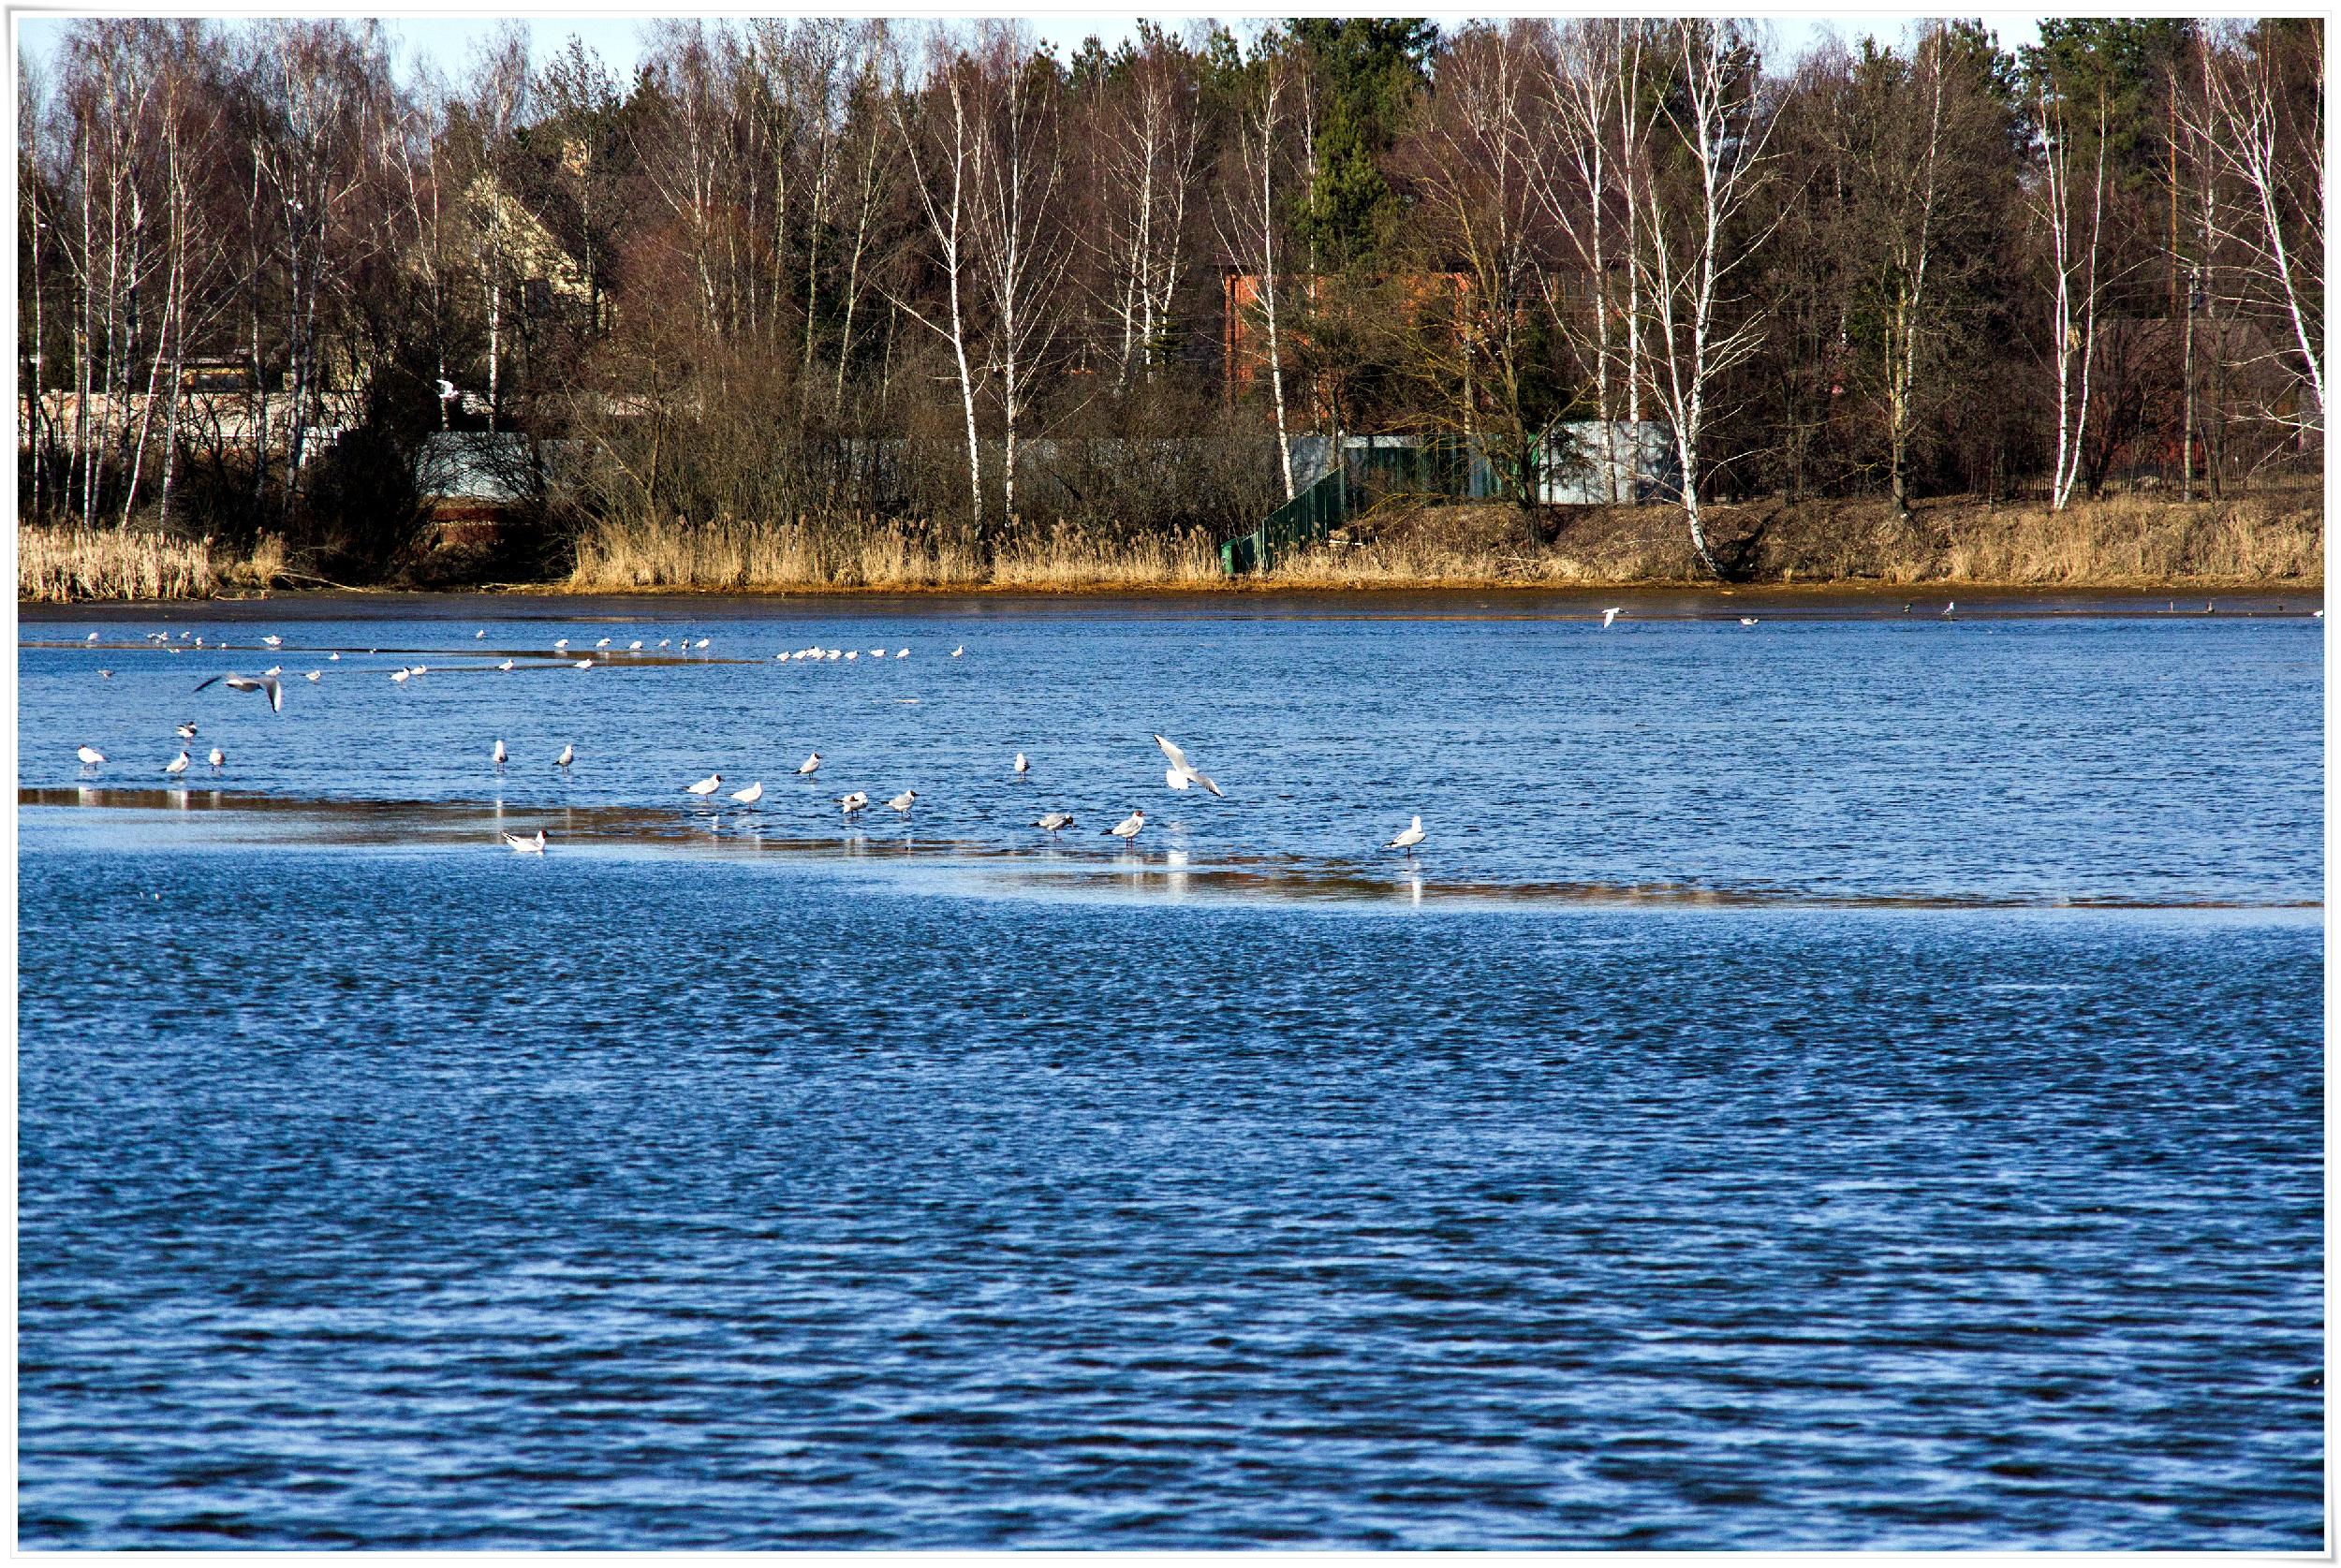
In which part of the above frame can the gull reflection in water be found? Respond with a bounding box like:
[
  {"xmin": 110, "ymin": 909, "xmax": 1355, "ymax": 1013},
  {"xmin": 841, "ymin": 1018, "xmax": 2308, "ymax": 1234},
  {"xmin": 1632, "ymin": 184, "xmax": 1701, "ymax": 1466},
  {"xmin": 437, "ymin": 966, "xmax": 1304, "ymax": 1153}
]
[{"xmin": 1163, "ymin": 848, "xmax": 1191, "ymax": 900}]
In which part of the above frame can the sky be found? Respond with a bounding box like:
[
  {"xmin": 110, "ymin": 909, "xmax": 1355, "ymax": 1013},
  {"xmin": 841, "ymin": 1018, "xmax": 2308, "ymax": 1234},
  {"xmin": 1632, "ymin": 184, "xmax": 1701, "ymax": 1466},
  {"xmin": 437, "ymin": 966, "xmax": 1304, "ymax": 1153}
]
[{"xmin": 14, "ymin": 11, "xmax": 2047, "ymax": 88}]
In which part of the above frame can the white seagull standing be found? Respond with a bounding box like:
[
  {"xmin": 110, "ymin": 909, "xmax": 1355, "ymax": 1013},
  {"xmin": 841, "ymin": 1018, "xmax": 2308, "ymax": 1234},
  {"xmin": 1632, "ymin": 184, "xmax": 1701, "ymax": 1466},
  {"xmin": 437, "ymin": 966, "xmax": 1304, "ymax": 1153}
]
[
  {"xmin": 164, "ymin": 750, "xmax": 190, "ymax": 777},
  {"xmin": 1385, "ymin": 815, "xmax": 1425, "ymax": 855},
  {"xmin": 729, "ymin": 781, "xmax": 764, "ymax": 805},
  {"xmin": 305, "ymin": 670, "xmax": 323, "ymax": 681},
  {"xmin": 193, "ymin": 672, "xmax": 284, "ymax": 712},
  {"xmin": 260, "ymin": 635, "xmax": 283, "ymax": 649},
  {"xmin": 502, "ymin": 828, "xmax": 547, "ymax": 854},
  {"xmin": 1107, "ymin": 809, "xmax": 1146, "ymax": 842},
  {"xmin": 76, "ymin": 744, "xmax": 105, "ymax": 767},
  {"xmin": 208, "ymin": 746, "xmax": 226, "ymax": 769},
  {"xmin": 685, "ymin": 773, "xmax": 724, "ymax": 797},
  {"xmin": 887, "ymin": 789, "xmax": 918, "ymax": 814},
  {"xmin": 838, "ymin": 790, "xmax": 869, "ymax": 814},
  {"xmin": 554, "ymin": 743, "xmax": 574, "ymax": 769},
  {"xmin": 390, "ymin": 667, "xmax": 410, "ymax": 683},
  {"xmin": 497, "ymin": 659, "xmax": 515, "ymax": 672},
  {"xmin": 797, "ymin": 752, "xmax": 822, "ymax": 776},
  {"xmin": 1014, "ymin": 752, "xmax": 1029, "ymax": 775},
  {"xmin": 1155, "ymin": 734, "xmax": 1224, "ymax": 797},
  {"xmin": 493, "ymin": 739, "xmax": 508, "ymax": 767}
]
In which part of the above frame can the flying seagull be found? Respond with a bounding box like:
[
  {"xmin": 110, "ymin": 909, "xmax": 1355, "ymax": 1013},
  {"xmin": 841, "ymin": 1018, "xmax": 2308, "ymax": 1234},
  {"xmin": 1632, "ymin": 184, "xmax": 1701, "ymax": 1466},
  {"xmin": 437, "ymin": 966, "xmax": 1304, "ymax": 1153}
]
[
  {"xmin": 1155, "ymin": 734, "xmax": 1224, "ymax": 797},
  {"xmin": 1602, "ymin": 607, "xmax": 1622, "ymax": 629},
  {"xmin": 193, "ymin": 672, "xmax": 283, "ymax": 712}
]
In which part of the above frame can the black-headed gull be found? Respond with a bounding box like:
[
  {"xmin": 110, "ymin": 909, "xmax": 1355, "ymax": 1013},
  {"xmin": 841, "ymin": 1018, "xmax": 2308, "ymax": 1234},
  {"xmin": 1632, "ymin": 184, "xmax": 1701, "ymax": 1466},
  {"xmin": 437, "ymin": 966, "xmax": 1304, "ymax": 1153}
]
[
  {"xmin": 797, "ymin": 752, "xmax": 821, "ymax": 776},
  {"xmin": 502, "ymin": 828, "xmax": 547, "ymax": 854},
  {"xmin": 260, "ymin": 635, "xmax": 283, "ymax": 648},
  {"xmin": 1107, "ymin": 809, "xmax": 1145, "ymax": 841},
  {"xmin": 1014, "ymin": 752, "xmax": 1029, "ymax": 774},
  {"xmin": 1155, "ymin": 734, "xmax": 1223, "ymax": 797},
  {"xmin": 887, "ymin": 790, "xmax": 917, "ymax": 814},
  {"xmin": 493, "ymin": 739, "xmax": 508, "ymax": 767},
  {"xmin": 729, "ymin": 781, "xmax": 763, "ymax": 805},
  {"xmin": 164, "ymin": 750, "xmax": 190, "ymax": 776},
  {"xmin": 1385, "ymin": 815, "xmax": 1425, "ymax": 854},
  {"xmin": 838, "ymin": 790, "xmax": 868, "ymax": 814},
  {"xmin": 175, "ymin": 722, "xmax": 199, "ymax": 740},
  {"xmin": 1034, "ymin": 811, "xmax": 1074, "ymax": 836},
  {"xmin": 208, "ymin": 746, "xmax": 226, "ymax": 769},
  {"xmin": 685, "ymin": 773, "xmax": 723, "ymax": 797},
  {"xmin": 194, "ymin": 672, "xmax": 283, "ymax": 712},
  {"xmin": 554, "ymin": 743, "xmax": 574, "ymax": 769},
  {"xmin": 75, "ymin": 744, "xmax": 104, "ymax": 767}
]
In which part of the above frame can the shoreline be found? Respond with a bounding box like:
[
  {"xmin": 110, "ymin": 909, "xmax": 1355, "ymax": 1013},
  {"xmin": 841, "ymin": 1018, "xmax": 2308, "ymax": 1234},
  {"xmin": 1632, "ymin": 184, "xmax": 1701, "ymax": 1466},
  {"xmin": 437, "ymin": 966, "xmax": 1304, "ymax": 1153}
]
[{"xmin": 19, "ymin": 580, "xmax": 2325, "ymax": 622}]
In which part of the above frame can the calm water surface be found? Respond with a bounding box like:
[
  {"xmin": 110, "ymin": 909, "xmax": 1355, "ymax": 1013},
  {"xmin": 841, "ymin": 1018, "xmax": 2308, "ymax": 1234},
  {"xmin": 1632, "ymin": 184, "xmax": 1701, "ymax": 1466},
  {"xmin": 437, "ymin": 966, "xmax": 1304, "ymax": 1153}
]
[{"xmin": 18, "ymin": 598, "xmax": 2324, "ymax": 1546}]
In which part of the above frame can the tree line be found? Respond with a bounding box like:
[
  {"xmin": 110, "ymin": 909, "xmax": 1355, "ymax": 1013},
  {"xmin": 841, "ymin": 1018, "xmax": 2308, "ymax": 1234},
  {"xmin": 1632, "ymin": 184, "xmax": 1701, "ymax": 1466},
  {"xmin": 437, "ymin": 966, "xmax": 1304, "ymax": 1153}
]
[{"xmin": 16, "ymin": 16, "xmax": 2324, "ymax": 576}]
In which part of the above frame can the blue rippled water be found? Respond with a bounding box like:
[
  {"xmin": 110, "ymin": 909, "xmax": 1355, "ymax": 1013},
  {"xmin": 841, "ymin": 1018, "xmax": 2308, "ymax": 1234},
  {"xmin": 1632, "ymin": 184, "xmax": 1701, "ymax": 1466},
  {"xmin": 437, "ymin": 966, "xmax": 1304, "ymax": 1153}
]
[{"xmin": 17, "ymin": 596, "xmax": 2324, "ymax": 1546}]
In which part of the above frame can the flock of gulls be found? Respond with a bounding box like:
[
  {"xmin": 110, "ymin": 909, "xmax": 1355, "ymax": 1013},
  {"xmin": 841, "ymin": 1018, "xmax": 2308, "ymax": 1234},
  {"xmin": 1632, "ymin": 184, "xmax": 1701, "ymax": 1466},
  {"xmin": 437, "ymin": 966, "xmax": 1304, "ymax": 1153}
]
[{"xmin": 66, "ymin": 624, "xmax": 1442, "ymax": 862}]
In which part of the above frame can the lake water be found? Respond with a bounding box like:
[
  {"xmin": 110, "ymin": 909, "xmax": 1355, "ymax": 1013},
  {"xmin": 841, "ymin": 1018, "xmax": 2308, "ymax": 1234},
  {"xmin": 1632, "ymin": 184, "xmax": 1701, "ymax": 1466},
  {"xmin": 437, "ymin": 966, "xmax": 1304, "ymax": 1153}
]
[{"xmin": 18, "ymin": 593, "xmax": 2324, "ymax": 1547}]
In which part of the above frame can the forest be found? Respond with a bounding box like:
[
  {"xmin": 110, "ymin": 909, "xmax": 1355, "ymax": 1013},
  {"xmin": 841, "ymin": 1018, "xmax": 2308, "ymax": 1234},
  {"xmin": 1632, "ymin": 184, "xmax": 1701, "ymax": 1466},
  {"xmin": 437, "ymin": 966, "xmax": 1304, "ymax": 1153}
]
[{"xmin": 15, "ymin": 16, "xmax": 2326, "ymax": 589}]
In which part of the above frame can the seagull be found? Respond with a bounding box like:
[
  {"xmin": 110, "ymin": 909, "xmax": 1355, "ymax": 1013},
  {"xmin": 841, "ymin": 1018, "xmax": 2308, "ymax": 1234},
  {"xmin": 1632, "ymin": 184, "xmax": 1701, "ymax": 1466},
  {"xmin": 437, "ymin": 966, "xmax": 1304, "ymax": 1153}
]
[
  {"xmin": 573, "ymin": 658, "xmax": 594, "ymax": 670},
  {"xmin": 1155, "ymin": 734, "xmax": 1224, "ymax": 797},
  {"xmin": 553, "ymin": 638, "xmax": 568, "ymax": 652},
  {"xmin": 327, "ymin": 652, "xmax": 339, "ymax": 661},
  {"xmin": 658, "ymin": 638, "xmax": 670, "ymax": 649},
  {"xmin": 729, "ymin": 781, "xmax": 763, "ymax": 805},
  {"xmin": 896, "ymin": 649, "xmax": 909, "ymax": 658},
  {"xmin": 99, "ymin": 669, "xmax": 112, "ymax": 677},
  {"xmin": 476, "ymin": 629, "xmax": 486, "ymax": 638},
  {"xmin": 1107, "ymin": 809, "xmax": 1145, "ymax": 842},
  {"xmin": 628, "ymin": 640, "xmax": 642, "ymax": 652},
  {"xmin": 493, "ymin": 739, "xmax": 508, "ymax": 767},
  {"xmin": 497, "ymin": 659, "xmax": 515, "ymax": 672},
  {"xmin": 554, "ymin": 744, "xmax": 574, "ymax": 769},
  {"xmin": 1601, "ymin": 607, "xmax": 1622, "ymax": 628},
  {"xmin": 838, "ymin": 790, "xmax": 868, "ymax": 814},
  {"xmin": 260, "ymin": 635, "xmax": 283, "ymax": 648},
  {"xmin": 1014, "ymin": 752, "xmax": 1029, "ymax": 774},
  {"xmin": 84, "ymin": 631, "xmax": 98, "ymax": 642},
  {"xmin": 1740, "ymin": 617, "xmax": 1759, "ymax": 626},
  {"xmin": 845, "ymin": 651, "xmax": 859, "ymax": 662},
  {"xmin": 887, "ymin": 789, "xmax": 918, "ymax": 814},
  {"xmin": 75, "ymin": 744, "xmax": 104, "ymax": 767},
  {"xmin": 164, "ymin": 750, "xmax": 190, "ymax": 777},
  {"xmin": 193, "ymin": 673, "xmax": 283, "ymax": 712},
  {"xmin": 502, "ymin": 828, "xmax": 547, "ymax": 854},
  {"xmin": 390, "ymin": 667, "xmax": 410, "ymax": 683},
  {"xmin": 436, "ymin": 377, "xmax": 461, "ymax": 403},
  {"xmin": 596, "ymin": 637, "xmax": 611, "ymax": 649},
  {"xmin": 1034, "ymin": 811, "xmax": 1075, "ymax": 836},
  {"xmin": 207, "ymin": 746, "xmax": 226, "ymax": 769},
  {"xmin": 685, "ymin": 773, "xmax": 723, "ymax": 797},
  {"xmin": 693, "ymin": 637, "xmax": 710, "ymax": 650},
  {"xmin": 305, "ymin": 670, "xmax": 322, "ymax": 681},
  {"xmin": 175, "ymin": 722, "xmax": 199, "ymax": 740},
  {"xmin": 261, "ymin": 666, "xmax": 282, "ymax": 677},
  {"xmin": 951, "ymin": 645, "xmax": 964, "ymax": 657},
  {"xmin": 1386, "ymin": 814, "xmax": 1425, "ymax": 854},
  {"xmin": 797, "ymin": 752, "xmax": 821, "ymax": 776},
  {"xmin": 1942, "ymin": 601, "xmax": 1955, "ymax": 617}
]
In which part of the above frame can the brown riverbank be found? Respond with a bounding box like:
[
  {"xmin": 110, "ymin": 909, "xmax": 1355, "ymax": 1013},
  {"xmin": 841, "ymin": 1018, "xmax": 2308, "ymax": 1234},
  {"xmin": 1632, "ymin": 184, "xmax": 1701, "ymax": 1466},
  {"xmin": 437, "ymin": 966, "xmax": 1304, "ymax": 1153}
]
[{"xmin": 19, "ymin": 488, "xmax": 2322, "ymax": 603}]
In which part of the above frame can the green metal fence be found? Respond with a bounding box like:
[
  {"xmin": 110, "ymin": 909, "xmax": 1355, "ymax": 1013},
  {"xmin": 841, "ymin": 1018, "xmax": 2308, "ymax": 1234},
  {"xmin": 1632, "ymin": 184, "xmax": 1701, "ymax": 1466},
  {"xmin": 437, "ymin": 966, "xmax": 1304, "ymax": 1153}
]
[{"xmin": 1218, "ymin": 465, "xmax": 1351, "ymax": 575}]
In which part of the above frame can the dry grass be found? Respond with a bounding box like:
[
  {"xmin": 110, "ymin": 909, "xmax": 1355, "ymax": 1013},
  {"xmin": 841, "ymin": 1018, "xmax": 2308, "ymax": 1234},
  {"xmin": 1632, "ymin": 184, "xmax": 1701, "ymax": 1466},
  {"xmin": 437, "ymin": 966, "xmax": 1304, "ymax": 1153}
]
[
  {"xmin": 17, "ymin": 524, "xmax": 294, "ymax": 602},
  {"xmin": 565, "ymin": 514, "xmax": 1221, "ymax": 592},
  {"xmin": 1263, "ymin": 490, "xmax": 2323, "ymax": 588}
]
